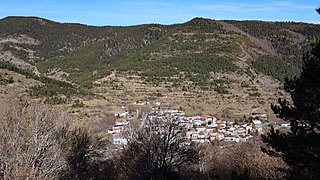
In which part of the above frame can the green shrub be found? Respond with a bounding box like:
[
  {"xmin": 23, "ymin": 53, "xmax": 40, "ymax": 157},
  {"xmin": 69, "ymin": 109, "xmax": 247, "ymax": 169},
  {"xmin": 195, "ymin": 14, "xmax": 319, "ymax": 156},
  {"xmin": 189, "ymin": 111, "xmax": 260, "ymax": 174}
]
[
  {"xmin": 249, "ymin": 92, "xmax": 261, "ymax": 97},
  {"xmin": 72, "ymin": 99, "xmax": 85, "ymax": 108},
  {"xmin": 214, "ymin": 85, "xmax": 229, "ymax": 94},
  {"xmin": 44, "ymin": 96, "xmax": 66, "ymax": 105}
]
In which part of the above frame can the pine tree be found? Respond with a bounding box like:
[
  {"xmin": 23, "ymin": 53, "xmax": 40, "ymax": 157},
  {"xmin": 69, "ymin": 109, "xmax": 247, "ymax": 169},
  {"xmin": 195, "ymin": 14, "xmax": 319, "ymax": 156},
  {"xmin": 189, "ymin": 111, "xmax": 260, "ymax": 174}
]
[{"xmin": 262, "ymin": 42, "xmax": 320, "ymax": 178}]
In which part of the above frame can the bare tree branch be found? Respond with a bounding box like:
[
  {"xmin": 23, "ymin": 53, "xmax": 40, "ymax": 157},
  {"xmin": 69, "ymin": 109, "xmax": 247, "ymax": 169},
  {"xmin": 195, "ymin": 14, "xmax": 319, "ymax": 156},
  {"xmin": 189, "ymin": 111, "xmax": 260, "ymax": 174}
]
[{"xmin": 0, "ymin": 105, "xmax": 70, "ymax": 180}]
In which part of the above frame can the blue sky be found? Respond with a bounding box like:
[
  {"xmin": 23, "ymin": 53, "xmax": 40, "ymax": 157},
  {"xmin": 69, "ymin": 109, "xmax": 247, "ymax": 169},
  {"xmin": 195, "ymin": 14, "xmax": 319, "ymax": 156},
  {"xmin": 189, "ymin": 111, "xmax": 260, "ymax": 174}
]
[{"xmin": 0, "ymin": 0, "xmax": 319, "ymax": 26}]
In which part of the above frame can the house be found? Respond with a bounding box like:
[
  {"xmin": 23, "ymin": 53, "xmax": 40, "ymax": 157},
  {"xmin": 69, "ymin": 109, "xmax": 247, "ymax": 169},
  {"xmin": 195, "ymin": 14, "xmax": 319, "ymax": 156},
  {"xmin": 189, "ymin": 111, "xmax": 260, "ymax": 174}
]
[
  {"xmin": 241, "ymin": 135, "xmax": 253, "ymax": 142},
  {"xmin": 246, "ymin": 125, "xmax": 253, "ymax": 134},
  {"xmin": 108, "ymin": 129, "xmax": 114, "ymax": 134},
  {"xmin": 114, "ymin": 111, "xmax": 129, "ymax": 118},
  {"xmin": 224, "ymin": 136, "xmax": 235, "ymax": 142},
  {"xmin": 216, "ymin": 120, "xmax": 226, "ymax": 128},
  {"xmin": 235, "ymin": 128, "xmax": 246, "ymax": 136},
  {"xmin": 277, "ymin": 122, "xmax": 290, "ymax": 127},
  {"xmin": 196, "ymin": 126, "xmax": 207, "ymax": 132},
  {"xmin": 216, "ymin": 133, "xmax": 225, "ymax": 141},
  {"xmin": 112, "ymin": 125, "xmax": 125, "ymax": 133},
  {"xmin": 186, "ymin": 130, "xmax": 193, "ymax": 139},
  {"xmin": 249, "ymin": 113, "xmax": 268, "ymax": 119},
  {"xmin": 252, "ymin": 120, "xmax": 262, "ymax": 127},
  {"xmin": 193, "ymin": 120, "xmax": 203, "ymax": 126},
  {"xmin": 191, "ymin": 132, "xmax": 200, "ymax": 140},
  {"xmin": 209, "ymin": 132, "xmax": 218, "ymax": 142},
  {"xmin": 185, "ymin": 123, "xmax": 194, "ymax": 129},
  {"xmin": 113, "ymin": 134, "xmax": 128, "ymax": 145},
  {"xmin": 115, "ymin": 121, "xmax": 129, "ymax": 126},
  {"xmin": 206, "ymin": 127, "xmax": 215, "ymax": 132},
  {"xmin": 205, "ymin": 116, "xmax": 217, "ymax": 127}
]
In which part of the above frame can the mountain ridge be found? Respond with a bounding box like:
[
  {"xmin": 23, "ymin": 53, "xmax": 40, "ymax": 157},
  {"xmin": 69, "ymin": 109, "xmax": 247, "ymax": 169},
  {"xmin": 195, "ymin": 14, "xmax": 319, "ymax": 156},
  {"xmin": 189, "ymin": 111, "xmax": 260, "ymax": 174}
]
[
  {"xmin": 2, "ymin": 16, "xmax": 319, "ymax": 84},
  {"xmin": 2, "ymin": 16, "xmax": 319, "ymax": 27},
  {"xmin": 1, "ymin": 16, "xmax": 320, "ymax": 112}
]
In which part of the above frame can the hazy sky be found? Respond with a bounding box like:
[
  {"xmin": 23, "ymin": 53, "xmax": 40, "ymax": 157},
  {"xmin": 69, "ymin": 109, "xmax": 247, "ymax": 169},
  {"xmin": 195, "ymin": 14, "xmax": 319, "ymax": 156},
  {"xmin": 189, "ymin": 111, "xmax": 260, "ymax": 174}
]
[{"xmin": 0, "ymin": 0, "xmax": 319, "ymax": 26}]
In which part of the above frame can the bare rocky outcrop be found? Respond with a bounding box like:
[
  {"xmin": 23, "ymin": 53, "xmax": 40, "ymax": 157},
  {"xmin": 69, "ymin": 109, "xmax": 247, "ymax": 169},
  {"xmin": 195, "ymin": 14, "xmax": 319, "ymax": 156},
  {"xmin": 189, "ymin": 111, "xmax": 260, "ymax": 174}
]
[{"xmin": 0, "ymin": 34, "xmax": 39, "ymax": 45}]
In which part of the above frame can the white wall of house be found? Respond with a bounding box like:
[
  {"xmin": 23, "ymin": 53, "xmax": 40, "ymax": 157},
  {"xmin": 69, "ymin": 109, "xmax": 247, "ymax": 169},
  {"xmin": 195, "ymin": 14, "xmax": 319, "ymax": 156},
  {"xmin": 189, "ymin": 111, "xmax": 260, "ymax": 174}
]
[{"xmin": 113, "ymin": 135, "xmax": 128, "ymax": 145}]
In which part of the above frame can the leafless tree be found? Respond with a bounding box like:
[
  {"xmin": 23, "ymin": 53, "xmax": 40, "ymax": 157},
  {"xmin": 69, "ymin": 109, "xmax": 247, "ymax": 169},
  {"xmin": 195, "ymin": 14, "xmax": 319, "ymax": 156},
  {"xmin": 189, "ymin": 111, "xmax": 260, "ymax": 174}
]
[
  {"xmin": 0, "ymin": 105, "xmax": 70, "ymax": 180},
  {"xmin": 222, "ymin": 107, "xmax": 232, "ymax": 118},
  {"xmin": 118, "ymin": 117, "xmax": 201, "ymax": 180},
  {"xmin": 58, "ymin": 128, "xmax": 116, "ymax": 180},
  {"xmin": 205, "ymin": 141, "xmax": 288, "ymax": 179}
]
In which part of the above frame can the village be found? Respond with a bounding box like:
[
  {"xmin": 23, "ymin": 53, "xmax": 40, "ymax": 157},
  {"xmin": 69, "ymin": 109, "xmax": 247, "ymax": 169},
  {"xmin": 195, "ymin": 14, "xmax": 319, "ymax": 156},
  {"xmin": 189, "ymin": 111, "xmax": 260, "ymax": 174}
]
[{"xmin": 108, "ymin": 102, "xmax": 290, "ymax": 146}]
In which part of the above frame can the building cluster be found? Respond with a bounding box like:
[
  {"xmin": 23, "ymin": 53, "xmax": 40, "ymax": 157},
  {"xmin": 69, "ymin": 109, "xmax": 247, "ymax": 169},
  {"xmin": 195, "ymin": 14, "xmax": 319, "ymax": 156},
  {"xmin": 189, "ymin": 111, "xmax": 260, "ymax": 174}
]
[
  {"xmin": 147, "ymin": 108, "xmax": 263, "ymax": 144},
  {"xmin": 108, "ymin": 106, "xmax": 278, "ymax": 145},
  {"xmin": 108, "ymin": 106, "xmax": 132, "ymax": 145}
]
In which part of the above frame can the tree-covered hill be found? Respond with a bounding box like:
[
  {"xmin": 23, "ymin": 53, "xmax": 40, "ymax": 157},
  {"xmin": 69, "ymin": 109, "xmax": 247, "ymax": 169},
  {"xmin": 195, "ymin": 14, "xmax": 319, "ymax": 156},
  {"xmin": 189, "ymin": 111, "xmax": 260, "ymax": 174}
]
[{"xmin": 1, "ymin": 16, "xmax": 320, "ymax": 87}]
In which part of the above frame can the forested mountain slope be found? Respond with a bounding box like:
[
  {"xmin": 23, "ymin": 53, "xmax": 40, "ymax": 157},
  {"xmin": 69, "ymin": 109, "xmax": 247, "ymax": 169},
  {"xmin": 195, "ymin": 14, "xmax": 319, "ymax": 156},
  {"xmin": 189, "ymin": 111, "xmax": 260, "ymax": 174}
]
[
  {"xmin": 1, "ymin": 16, "xmax": 319, "ymax": 86},
  {"xmin": 1, "ymin": 16, "xmax": 320, "ymax": 115}
]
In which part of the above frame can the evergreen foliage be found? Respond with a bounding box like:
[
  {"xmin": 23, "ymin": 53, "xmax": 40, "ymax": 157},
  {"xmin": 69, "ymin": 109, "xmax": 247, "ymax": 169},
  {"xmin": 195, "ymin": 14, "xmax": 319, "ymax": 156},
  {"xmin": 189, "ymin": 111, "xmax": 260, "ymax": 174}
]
[
  {"xmin": 262, "ymin": 42, "xmax": 320, "ymax": 178},
  {"xmin": 1, "ymin": 17, "xmax": 320, "ymax": 87},
  {"xmin": 0, "ymin": 61, "xmax": 88, "ymax": 103},
  {"xmin": 252, "ymin": 55, "xmax": 298, "ymax": 81}
]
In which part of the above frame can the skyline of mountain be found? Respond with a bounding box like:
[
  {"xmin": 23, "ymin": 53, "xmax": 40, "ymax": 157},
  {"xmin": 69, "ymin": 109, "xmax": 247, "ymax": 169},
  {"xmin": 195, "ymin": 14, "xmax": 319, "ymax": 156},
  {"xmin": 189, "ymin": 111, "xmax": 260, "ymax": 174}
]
[{"xmin": 0, "ymin": 0, "xmax": 319, "ymax": 26}]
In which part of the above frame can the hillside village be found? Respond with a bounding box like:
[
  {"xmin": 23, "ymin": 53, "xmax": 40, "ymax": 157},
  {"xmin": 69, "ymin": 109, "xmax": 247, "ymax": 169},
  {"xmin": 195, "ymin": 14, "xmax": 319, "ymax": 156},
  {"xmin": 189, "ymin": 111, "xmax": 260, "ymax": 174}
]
[
  {"xmin": 108, "ymin": 103, "xmax": 290, "ymax": 146},
  {"xmin": 0, "ymin": 8, "xmax": 319, "ymax": 178}
]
